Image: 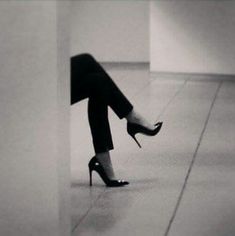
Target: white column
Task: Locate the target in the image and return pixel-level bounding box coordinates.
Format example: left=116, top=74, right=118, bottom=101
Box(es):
left=0, top=1, right=71, bottom=236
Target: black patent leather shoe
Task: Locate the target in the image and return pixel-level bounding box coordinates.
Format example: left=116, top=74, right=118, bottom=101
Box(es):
left=88, top=156, right=129, bottom=187
left=127, top=122, right=163, bottom=148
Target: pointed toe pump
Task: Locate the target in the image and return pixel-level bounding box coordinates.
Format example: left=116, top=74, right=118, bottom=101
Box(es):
left=127, top=121, right=163, bottom=148
left=88, top=157, right=129, bottom=187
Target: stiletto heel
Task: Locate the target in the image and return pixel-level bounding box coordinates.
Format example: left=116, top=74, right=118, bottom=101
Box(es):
left=88, top=157, right=129, bottom=187
left=127, top=121, right=163, bottom=148
left=130, top=134, right=142, bottom=148
left=89, top=168, right=92, bottom=186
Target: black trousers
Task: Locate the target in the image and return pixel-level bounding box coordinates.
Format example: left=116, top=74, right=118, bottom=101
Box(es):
left=71, top=54, right=133, bottom=153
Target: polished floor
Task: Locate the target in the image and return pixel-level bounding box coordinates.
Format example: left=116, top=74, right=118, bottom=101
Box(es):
left=70, top=64, right=235, bottom=236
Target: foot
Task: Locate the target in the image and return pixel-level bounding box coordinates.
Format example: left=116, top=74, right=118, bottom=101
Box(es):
left=126, top=109, right=156, bottom=130
left=96, top=152, right=116, bottom=180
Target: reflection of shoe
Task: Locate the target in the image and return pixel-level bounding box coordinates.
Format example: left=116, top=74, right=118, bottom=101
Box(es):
left=88, top=156, right=129, bottom=187
left=127, top=122, right=163, bottom=148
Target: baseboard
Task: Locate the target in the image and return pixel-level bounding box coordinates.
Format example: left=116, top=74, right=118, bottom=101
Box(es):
left=99, top=63, right=235, bottom=81
left=151, top=71, right=235, bottom=81
left=101, top=61, right=149, bottom=70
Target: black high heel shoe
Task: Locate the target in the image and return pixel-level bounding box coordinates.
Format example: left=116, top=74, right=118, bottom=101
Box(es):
left=127, top=122, right=163, bottom=148
left=88, top=156, right=129, bottom=187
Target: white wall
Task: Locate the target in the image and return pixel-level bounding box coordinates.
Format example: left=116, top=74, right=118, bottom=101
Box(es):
left=71, top=0, right=149, bottom=62
left=0, top=1, right=70, bottom=236
left=150, top=0, right=235, bottom=75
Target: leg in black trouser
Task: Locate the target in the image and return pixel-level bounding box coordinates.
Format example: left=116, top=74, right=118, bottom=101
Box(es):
left=87, top=74, right=114, bottom=152
left=71, top=54, right=133, bottom=153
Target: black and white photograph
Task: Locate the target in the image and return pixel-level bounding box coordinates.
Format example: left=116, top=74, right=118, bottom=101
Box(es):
left=0, top=1, right=235, bottom=236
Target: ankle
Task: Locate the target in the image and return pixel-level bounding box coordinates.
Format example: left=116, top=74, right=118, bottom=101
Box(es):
left=126, top=109, right=139, bottom=123
left=95, top=152, right=116, bottom=180
left=96, top=151, right=109, bottom=160
left=126, top=109, right=155, bottom=129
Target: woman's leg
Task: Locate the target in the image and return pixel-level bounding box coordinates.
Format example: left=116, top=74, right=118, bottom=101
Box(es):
left=88, top=92, right=116, bottom=180
left=88, top=94, right=113, bottom=153
left=71, top=53, right=157, bottom=130
left=71, top=54, right=134, bottom=180
left=71, top=54, right=134, bottom=117
left=85, top=73, right=133, bottom=152
left=71, top=54, right=157, bottom=179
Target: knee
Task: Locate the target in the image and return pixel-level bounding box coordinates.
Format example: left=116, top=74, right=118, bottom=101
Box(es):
left=80, top=53, right=95, bottom=62
left=71, top=53, right=96, bottom=65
